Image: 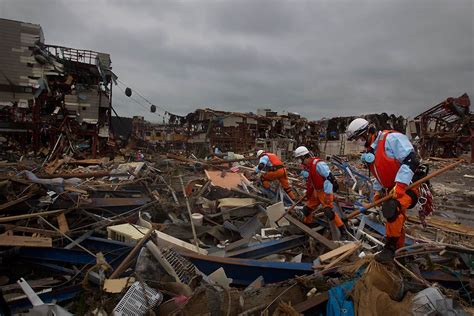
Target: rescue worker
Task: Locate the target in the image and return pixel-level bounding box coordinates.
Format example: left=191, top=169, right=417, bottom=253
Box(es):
left=346, top=118, right=419, bottom=262
left=255, top=150, right=296, bottom=200
left=293, top=146, right=344, bottom=235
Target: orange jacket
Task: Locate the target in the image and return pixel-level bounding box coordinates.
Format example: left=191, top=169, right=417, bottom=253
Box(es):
left=369, top=130, right=401, bottom=188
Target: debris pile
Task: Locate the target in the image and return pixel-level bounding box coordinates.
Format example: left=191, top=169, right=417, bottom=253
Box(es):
left=0, top=149, right=472, bottom=315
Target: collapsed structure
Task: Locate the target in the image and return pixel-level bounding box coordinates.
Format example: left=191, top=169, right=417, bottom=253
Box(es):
left=409, top=93, right=473, bottom=160
left=0, top=18, right=114, bottom=159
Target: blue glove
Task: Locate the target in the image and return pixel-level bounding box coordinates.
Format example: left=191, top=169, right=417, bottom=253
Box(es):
left=361, top=152, right=375, bottom=164
left=354, top=201, right=367, bottom=214
left=300, top=170, right=309, bottom=179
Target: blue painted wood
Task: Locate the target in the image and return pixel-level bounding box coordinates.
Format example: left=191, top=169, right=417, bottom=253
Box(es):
left=226, top=235, right=307, bottom=259
left=17, top=247, right=128, bottom=266
left=183, top=252, right=313, bottom=285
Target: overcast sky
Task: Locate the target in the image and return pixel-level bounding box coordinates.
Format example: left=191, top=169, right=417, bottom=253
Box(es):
left=1, top=0, right=473, bottom=122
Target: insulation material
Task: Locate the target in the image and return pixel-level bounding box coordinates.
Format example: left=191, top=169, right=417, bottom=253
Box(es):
left=217, top=198, right=256, bottom=208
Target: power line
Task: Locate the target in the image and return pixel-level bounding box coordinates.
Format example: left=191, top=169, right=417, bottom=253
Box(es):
left=115, top=84, right=163, bottom=117
left=116, top=78, right=169, bottom=114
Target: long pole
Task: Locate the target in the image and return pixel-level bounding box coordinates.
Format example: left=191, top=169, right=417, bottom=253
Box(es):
left=179, top=175, right=200, bottom=253
left=275, top=195, right=305, bottom=224
left=347, top=159, right=464, bottom=220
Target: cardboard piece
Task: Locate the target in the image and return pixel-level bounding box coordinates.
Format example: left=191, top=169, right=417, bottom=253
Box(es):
left=103, top=277, right=135, bottom=293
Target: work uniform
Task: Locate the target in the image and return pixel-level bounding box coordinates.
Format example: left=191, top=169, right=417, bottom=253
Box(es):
left=256, top=152, right=296, bottom=200
left=303, top=158, right=343, bottom=227
left=369, top=130, right=418, bottom=249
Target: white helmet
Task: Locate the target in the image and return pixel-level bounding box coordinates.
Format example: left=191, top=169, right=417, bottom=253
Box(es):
left=346, top=118, right=369, bottom=141
left=257, top=150, right=264, bottom=157
left=294, top=146, right=310, bottom=158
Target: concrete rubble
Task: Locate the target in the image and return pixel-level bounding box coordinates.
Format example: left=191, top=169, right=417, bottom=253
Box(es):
left=0, top=18, right=473, bottom=316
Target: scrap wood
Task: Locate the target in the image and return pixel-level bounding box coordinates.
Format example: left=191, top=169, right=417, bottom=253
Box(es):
left=318, top=242, right=360, bottom=263
left=407, top=215, right=474, bottom=236
left=0, top=209, right=65, bottom=223
left=103, top=277, right=135, bottom=293
left=284, top=214, right=337, bottom=250
left=218, top=197, right=256, bottom=208
left=2, top=225, right=61, bottom=237
left=109, top=228, right=156, bottom=279
left=231, top=188, right=273, bottom=204
left=64, top=186, right=88, bottom=194
left=56, top=212, right=69, bottom=234
left=0, top=232, right=52, bottom=248
left=0, top=189, right=38, bottom=212
left=320, top=243, right=361, bottom=273
left=155, top=230, right=208, bottom=255
left=43, top=158, right=65, bottom=175
left=293, top=291, right=329, bottom=313
left=38, top=170, right=128, bottom=179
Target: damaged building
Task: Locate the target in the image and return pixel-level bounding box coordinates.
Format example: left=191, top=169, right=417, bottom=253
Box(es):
left=408, top=93, right=473, bottom=161
left=0, top=18, right=115, bottom=159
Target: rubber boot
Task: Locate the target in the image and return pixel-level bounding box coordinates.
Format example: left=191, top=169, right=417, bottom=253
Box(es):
left=303, top=212, right=314, bottom=224
left=375, top=237, right=398, bottom=263
left=338, top=226, right=348, bottom=240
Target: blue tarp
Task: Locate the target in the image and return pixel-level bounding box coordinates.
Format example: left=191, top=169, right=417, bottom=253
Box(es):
left=326, top=280, right=356, bottom=316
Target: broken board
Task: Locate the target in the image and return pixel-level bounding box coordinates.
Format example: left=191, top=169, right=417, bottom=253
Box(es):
left=0, top=234, right=52, bottom=248
left=318, top=242, right=359, bottom=263
left=284, top=214, right=337, bottom=250
left=155, top=231, right=208, bottom=255
left=218, top=198, right=256, bottom=208
left=56, top=213, right=69, bottom=234
left=266, top=202, right=289, bottom=228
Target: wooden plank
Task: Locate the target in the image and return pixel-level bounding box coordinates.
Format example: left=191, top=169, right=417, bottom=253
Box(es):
left=56, top=213, right=69, bottom=234
left=320, top=243, right=361, bottom=272
left=293, top=292, right=329, bottom=313
left=0, top=191, right=36, bottom=212
left=0, top=234, right=52, bottom=247
left=0, top=209, right=65, bottom=223
left=224, top=236, right=252, bottom=252
left=44, top=159, right=64, bottom=175
left=318, top=242, right=358, bottom=263
left=2, top=225, right=60, bottom=237
left=284, top=214, right=337, bottom=250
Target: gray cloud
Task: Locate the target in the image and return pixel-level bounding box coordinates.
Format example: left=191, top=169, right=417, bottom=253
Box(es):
left=1, top=0, right=472, bottom=121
